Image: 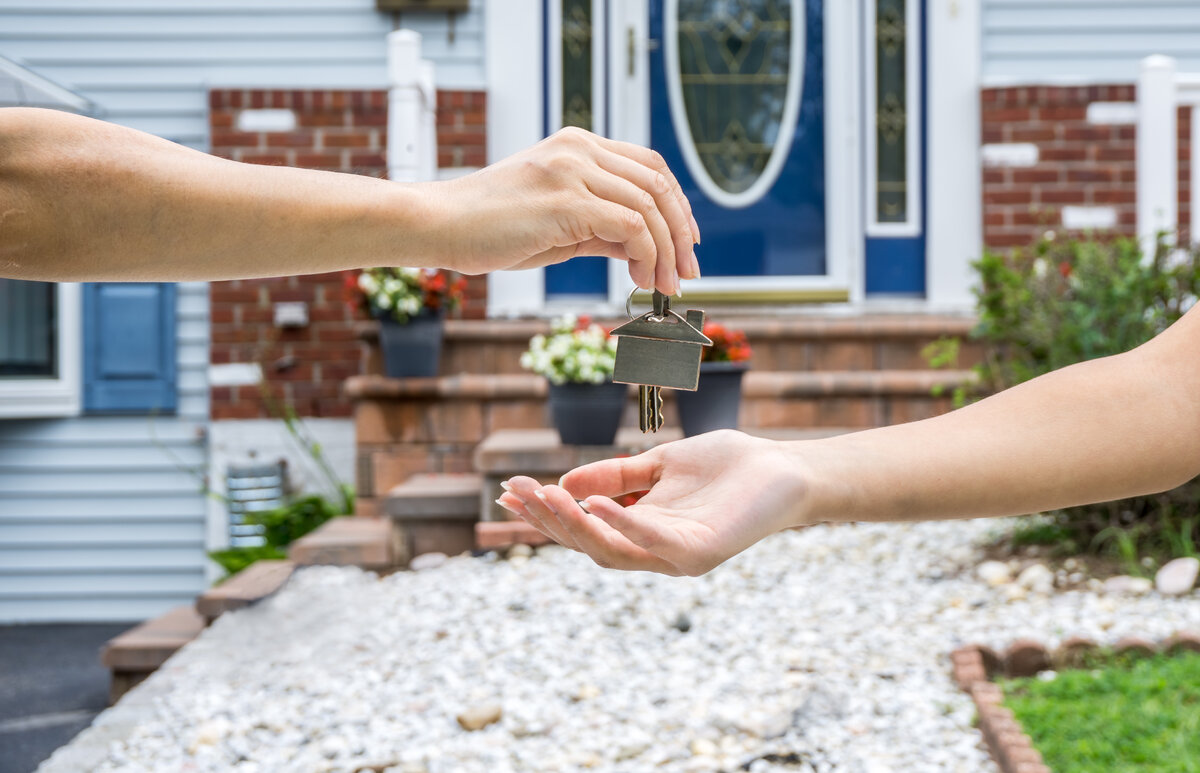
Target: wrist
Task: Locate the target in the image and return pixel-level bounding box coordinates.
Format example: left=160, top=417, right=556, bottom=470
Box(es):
left=776, top=436, right=854, bottom=529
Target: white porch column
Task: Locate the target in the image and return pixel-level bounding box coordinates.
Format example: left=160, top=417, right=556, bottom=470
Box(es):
left=485, top=0, right=546, bottom=316
left=1137, top=55, right=1177, bottom=245
left=925, top=0, right=980, bottom=312
left=388, top=29, right=437, bottom=184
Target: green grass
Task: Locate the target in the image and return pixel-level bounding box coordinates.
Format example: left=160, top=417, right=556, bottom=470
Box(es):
left=1000, top=653, right=1200, bottom=771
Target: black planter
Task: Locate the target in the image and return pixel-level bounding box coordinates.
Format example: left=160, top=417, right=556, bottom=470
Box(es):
left=547, top=381, right=627, bottom=445
left=378, top=312, right=443, bottom=378
left=675, top=361, right=748, bottom=437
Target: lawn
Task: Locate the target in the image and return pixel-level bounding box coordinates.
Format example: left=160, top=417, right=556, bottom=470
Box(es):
left=1000, top=652, right=1200, bottom=771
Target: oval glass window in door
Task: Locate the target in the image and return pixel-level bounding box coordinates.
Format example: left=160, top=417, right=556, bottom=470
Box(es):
left=665, top=0, right=804, bottom=209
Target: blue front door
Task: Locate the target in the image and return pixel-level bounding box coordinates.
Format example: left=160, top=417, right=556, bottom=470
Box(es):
left=649, top=0, right=825, bottom=278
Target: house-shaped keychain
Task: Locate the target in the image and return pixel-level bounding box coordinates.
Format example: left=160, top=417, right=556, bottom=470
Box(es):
left=611, top=293, right=713, bottom=391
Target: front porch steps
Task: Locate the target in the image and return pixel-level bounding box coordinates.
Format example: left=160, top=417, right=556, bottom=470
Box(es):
left=289, top=515, right=397, bottom=572
left=101, top=605, right=206, bottom=704
left=386, top=473, right=483, bottom=564
left=194, top=559, right=295, bottom=624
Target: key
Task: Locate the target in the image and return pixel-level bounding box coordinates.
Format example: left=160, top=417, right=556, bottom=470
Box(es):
left=612, top=290, right=713, bottom=433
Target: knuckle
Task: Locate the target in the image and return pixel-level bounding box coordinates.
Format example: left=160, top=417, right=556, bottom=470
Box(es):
left=619, top=207, right=645, bottom=235
left=591, top=553, right=613, bottom=570
left=651, top=172, right=671, bottom=195
left=637, top=191, right=657, bottom=215
left=649, top=149, right=668, bottom=170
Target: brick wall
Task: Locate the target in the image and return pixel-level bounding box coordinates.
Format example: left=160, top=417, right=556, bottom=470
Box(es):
left=981, top=84, right=1191, bottom=250
left=208, top=88, right=487, bottom=420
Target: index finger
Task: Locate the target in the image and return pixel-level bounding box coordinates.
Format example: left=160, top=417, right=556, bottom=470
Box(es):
left=558, top=450, right=661, bottom=500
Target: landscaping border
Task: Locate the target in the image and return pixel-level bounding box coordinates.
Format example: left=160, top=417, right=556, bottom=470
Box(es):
left=951, top=631, right=1200, bottom=773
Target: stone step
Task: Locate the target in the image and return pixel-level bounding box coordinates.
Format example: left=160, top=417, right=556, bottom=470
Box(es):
left=476, top=520, right=554, bottom=551
left=289, top=516, right=397, bottom=572
left=385, top=473, right=483, bottom=565
left=195, top=559, right=295, bottom=624
left=101, top=604, right=206, bottom=704
left=358, top=316, right=981, bottom=376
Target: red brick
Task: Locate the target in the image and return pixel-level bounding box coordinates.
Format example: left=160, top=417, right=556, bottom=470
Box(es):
left=354, top=110, right=388, bottom=127
left=211, top=130, right=259, bottom=148
left=264, top=131, right=316, bottom=148
left=323, top=132, right=370, bottom=148
left=299, top=111, right=348, bottom=128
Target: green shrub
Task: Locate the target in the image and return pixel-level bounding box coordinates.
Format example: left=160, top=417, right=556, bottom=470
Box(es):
left=936, top=233, right=1200, bottom=566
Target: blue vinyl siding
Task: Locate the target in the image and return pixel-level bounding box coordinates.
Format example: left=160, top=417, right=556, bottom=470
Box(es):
left=983, top=0, right=1200, bottom=83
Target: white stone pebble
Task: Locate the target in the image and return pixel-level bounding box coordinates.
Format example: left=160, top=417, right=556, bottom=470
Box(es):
left=61, top=518, right=1200, bottom=773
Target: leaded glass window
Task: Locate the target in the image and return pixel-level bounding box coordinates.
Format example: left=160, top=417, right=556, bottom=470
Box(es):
left=875, top=0, right=907, bottom=223
left=676, top=0, right=793, bottom=196
left=561, top=0, right=593, bottom=131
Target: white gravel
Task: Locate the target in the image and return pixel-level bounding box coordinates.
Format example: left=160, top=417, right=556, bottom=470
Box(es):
left=63, top=518, right=1200, bottom=773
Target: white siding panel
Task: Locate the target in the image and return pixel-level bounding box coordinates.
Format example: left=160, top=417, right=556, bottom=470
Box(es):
left=984, top=0, right=1200, bottom=83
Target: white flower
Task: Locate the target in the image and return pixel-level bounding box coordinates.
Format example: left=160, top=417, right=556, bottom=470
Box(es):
left=1033, top=258, right=1048, bottom=279
left=376, top=294, right=392, bottom=310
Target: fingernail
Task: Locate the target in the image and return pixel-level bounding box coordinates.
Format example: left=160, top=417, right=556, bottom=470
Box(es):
left=577, top=499, right=591, bottom=512
left=496, top=498, right=521, bottom=516
left=693, top=252, right=701, bottom=280
left=689, top=213, right=701, bottom=244
left=500, top=481, right=513, bottom=492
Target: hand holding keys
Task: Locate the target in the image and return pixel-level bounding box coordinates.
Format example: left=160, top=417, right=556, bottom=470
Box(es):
left=611, top=291, right=713, bottom=432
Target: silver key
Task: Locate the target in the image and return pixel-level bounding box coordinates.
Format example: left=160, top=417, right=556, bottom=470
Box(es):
left=612, top=291, right=713, bottom=433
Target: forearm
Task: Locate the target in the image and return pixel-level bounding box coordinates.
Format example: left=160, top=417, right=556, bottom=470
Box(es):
left=0, top=108, right=445, bottom=282
left=792, top=320, right=1200, bottom=525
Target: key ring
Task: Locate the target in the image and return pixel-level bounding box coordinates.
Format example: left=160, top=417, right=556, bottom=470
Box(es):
left=625, top=288, right=674, bottom=322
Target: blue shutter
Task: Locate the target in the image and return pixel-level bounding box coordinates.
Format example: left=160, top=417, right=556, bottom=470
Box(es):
left=84, top=283, right=177, bottom=414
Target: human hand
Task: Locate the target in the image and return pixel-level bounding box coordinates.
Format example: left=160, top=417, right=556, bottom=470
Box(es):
left=497, top=430, right=809, bottom=576
left=429, top=127, right=700, bottom=296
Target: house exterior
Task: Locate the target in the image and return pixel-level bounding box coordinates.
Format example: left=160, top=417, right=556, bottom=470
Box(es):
left=1, top=0, right=1197, bottom=623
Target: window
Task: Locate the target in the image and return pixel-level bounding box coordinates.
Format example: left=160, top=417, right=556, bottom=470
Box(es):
left=0, top=279, right=56, bottom=377
left=865, top=0, right=922, bottom=236
left=0, top=281, right=81, bottom=417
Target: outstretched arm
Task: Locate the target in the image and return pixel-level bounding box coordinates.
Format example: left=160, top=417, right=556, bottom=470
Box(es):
left=500, top=302, right=1200, bottom=576
left=0, top=109, right=698, bottom=291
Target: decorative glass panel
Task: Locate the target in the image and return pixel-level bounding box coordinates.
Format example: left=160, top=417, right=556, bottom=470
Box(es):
left=561, top=0, right=593, bottom=131
left=0, top=279, right=55, bottom=378
left=677, top=0, right=792, bottom=195
left=875, top=0, right=907, bottom=223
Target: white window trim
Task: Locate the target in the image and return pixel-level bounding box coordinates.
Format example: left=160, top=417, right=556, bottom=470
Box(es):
left=864, top=0, right=922, bottom=238
left=0, top=282, right=82, bottom=418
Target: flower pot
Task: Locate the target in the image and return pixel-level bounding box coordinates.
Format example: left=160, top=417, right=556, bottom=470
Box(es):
left=675, top=361, right=748, bottom=437
left=547, top=381, right=627, bottom=445
left=378, top=312, right=443, bottom=378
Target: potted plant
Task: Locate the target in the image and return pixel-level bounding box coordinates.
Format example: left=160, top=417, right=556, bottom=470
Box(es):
left=349, top=267, right=466, bottom=378
left=674, top=321, right=752, bottom=437
left=520, top=315, right=626, bottom=445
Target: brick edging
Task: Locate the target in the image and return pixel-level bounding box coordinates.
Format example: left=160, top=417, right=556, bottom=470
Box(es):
left=951, top=632, right=1200, bottom=773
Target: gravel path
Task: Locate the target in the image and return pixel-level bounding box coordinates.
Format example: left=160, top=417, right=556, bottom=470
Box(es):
left=56, top=518, right=1200, bottom=773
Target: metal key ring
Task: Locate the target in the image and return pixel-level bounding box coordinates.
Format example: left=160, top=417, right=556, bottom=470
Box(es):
left=626, top=287, right=688, bottom=325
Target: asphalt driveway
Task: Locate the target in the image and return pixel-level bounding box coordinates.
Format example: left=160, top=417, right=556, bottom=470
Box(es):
left=0, top=624, right=129, bottom=773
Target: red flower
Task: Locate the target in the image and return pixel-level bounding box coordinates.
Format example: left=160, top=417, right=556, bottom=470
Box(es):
left=1058, top=261, right=1072, bottom=278
left=701, top=321, right=753, bottom=363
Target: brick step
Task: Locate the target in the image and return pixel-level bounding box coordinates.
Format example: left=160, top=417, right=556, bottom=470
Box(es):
left=386, top=473, right=482, bottom=565
left=195, top=559, right=295, bottom=624
left=289, top=516, right=397, bottom=572
left=476, top=520, right=554, bottom=551
left=358, top=316, right=982, bottom=376
left=101, top=604, right=206, bottom=704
